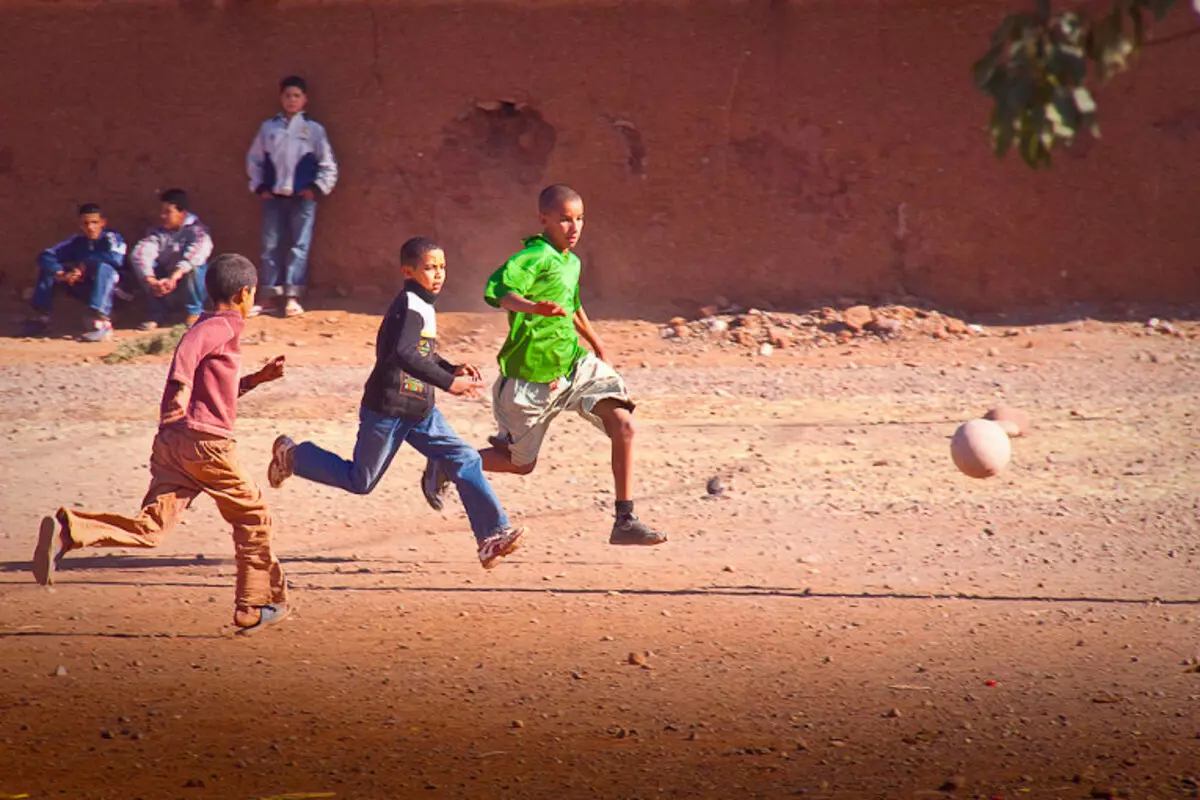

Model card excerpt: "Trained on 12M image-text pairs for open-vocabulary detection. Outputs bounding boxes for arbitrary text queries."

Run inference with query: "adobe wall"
[3,0,1198,315]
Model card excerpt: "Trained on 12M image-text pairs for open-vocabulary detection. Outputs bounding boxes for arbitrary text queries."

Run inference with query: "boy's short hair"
[78,202,102,216]
[205,253,258,304]
[538,184,582,214]
[280,75,308,94]
[399,236,443,268]
[160,188,189,211]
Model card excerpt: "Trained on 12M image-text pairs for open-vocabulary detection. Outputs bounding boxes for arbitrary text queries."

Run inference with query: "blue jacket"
[247,112,338,197]
[38,229,127,272]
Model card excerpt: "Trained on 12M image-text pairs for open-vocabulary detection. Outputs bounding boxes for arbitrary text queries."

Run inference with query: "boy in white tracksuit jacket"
[246,75,338,318]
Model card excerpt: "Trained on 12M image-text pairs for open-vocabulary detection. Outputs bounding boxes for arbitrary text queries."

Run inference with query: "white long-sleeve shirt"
[246,112,338,197]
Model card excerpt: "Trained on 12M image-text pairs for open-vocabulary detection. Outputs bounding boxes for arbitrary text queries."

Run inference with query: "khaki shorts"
[492,354,634,467]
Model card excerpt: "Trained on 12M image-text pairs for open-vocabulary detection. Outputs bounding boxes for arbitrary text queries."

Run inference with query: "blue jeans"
[32,257,119,317]
[142,262,209,322]
[260,196,316,300]
[293,406,510,543]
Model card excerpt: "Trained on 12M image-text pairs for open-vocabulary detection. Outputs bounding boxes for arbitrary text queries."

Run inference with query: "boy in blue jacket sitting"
[21,203,127,342]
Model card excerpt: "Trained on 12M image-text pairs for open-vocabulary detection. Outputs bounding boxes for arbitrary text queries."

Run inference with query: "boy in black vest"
[266,237,525,568]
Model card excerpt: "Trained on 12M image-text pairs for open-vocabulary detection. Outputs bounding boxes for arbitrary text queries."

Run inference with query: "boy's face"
[540,198,584,252]
[229,285,257,318]
[280,87,308,116]
[402,248,447,295]
[79,212,105,240]
[160,202,186,231]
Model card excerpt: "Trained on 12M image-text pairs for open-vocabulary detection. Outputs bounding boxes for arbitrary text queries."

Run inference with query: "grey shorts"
[491,354,634,467]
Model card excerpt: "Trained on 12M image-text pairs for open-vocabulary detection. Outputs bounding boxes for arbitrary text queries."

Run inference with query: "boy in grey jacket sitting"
[130,189,214,330]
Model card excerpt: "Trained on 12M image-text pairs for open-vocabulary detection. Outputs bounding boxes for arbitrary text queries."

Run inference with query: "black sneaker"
[610,515,667,546]
[421,458,450,512]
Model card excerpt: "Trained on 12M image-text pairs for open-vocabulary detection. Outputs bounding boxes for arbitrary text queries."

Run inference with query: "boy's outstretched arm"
[498,292,568,318]
[239,355,286,396]
[573,306,608,363]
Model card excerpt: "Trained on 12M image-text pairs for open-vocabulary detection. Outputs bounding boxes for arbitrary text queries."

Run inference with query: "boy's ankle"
[614,499,634,520]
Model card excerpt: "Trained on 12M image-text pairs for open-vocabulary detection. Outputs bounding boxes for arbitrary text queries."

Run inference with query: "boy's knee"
[608,411,635,443]
[347,476,375,496]
[229,502,271,534]
[443,445,483,475]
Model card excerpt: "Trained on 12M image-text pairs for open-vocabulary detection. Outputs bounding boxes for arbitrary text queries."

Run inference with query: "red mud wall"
[3,0,1198,315]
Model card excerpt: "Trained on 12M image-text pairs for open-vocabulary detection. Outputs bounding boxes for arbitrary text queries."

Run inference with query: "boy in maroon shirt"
[32,253,292,635]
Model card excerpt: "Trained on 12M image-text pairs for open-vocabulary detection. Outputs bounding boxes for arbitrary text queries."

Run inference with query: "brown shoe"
[610,515,667,546]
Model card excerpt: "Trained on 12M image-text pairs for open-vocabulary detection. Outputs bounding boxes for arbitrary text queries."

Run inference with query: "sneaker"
[284,298,305,318]
[32,515,69,586]
[477,527,525,569]
[138,320,159,332]
[420,458,450,512]
[18,316,50,337]
[249,298,278,318]
[267,435,296,489]
[81,318,113,343]
[609,515,667,546]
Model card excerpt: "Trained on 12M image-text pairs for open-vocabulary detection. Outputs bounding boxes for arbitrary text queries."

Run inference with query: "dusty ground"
[1,307,1198,800]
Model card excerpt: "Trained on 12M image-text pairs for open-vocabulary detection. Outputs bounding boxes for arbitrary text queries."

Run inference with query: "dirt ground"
[1,307,1198,800]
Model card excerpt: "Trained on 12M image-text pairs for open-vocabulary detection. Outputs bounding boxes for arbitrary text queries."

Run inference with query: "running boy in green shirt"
[421,184,665,546]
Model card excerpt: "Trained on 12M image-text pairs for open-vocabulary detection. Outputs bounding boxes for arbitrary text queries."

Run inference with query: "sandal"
[235,603,292,636]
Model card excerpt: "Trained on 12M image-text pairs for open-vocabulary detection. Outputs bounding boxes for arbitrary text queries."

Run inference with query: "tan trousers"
[59,425,287,609]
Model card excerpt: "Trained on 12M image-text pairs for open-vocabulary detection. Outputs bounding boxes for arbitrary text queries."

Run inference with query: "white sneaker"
[477,527,525,569]
[267,435,296,488]
[284,298,305,318]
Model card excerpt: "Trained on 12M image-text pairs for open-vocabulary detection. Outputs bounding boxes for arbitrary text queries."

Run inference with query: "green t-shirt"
[484,235,588,383]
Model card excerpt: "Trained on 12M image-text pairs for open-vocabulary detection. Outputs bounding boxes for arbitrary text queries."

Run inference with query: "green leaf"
[1047,43,1087,84]
[990,106,1017,157]
[1129,6,1145,45]
[1146,0,1178,20]
[972,45,1003,88]
[1072,86,1097,115]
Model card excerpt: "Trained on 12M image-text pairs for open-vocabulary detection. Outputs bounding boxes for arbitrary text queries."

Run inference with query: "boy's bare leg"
[593,399,666,546]
[479,444,536,475]
[595,400,635,501]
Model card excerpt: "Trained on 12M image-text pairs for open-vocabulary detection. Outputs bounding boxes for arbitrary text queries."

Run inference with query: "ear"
[236,285,255,305]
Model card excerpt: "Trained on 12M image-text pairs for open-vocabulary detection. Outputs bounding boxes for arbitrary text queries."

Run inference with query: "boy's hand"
[454,363,483,381]
[532,301,568,318]
[448,375,484,398]
[148,276,174,297]
[58,268,84,286]
[256,355,286,384]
